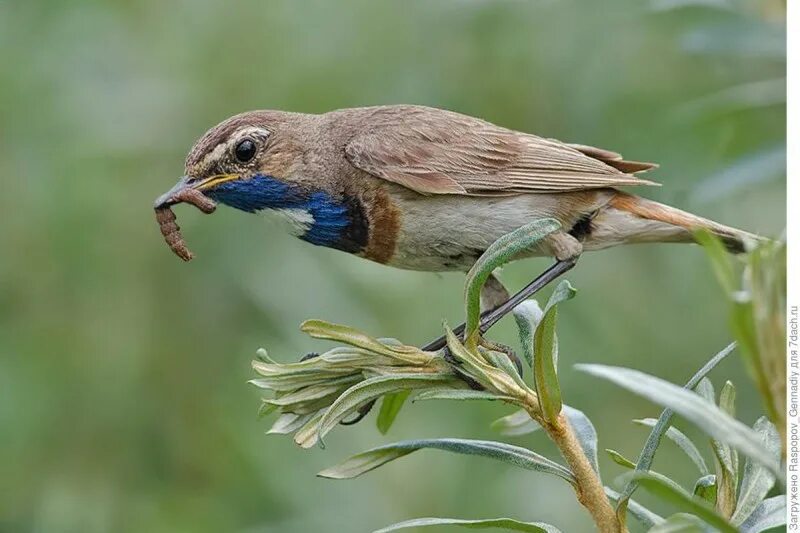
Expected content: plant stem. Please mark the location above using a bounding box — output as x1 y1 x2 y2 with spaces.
524 401 624 532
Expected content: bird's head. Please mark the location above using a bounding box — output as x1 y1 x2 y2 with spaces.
155 110 368 254
155 110 310 214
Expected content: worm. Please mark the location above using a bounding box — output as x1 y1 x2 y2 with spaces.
155 189 216 261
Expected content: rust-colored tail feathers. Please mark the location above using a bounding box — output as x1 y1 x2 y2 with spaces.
599 192 759 254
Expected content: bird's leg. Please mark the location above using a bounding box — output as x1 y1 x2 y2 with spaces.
475 275 524 376
423 231 583 353
422 259 577 352
475 257 578 333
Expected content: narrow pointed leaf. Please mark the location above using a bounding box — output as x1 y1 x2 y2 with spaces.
318 438 575 484
513 300 543 368
293 410 325 448
414 389 515 403
731 417 780 525
606 449 636 469
376 391 411 435
612 342 735 517
623 472 738 533
634 418 710 475
605 487 665 528
704 380 737 518
317 374 455 445
464 219 560 338
649 513 714 533
267 413 313 435
575 364 782 479
563 406 598 473
491 409 542 436
482 348 526 387
543 280 577 314
695 229 736 294
300 319 427 363
533 303 561 423
739 495 786 533
373 517 562 533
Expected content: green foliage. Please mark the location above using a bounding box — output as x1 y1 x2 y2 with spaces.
731 417 781 526
373 517 562 533
575 364 782 479
739 496 787 533
318 439 575 484
606 449 636 470
611 342 736 520
531 281 576 423
376 391 411 435
633 419 710 475
698 233 787 439
623 472 738 533
463 219 560 341
252 219 785 532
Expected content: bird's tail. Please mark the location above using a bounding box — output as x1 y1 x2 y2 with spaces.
586 191 759 254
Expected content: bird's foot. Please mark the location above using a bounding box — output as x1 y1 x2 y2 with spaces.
478 339 524 377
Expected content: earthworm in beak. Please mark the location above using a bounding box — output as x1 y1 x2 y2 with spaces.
154 179 217 261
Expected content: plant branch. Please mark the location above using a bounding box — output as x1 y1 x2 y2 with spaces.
523 400 624 533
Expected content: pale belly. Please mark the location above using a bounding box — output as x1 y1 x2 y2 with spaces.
384 188 612 271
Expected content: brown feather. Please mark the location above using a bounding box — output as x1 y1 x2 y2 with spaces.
343 106 660 196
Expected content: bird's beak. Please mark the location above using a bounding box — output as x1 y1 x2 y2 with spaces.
153 174 238 209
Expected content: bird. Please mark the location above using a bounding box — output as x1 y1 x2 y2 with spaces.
155 104 758 350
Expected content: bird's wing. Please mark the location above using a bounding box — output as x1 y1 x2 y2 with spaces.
344 108 659 196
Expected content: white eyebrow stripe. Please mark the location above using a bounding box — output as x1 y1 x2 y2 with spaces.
193 126 271 173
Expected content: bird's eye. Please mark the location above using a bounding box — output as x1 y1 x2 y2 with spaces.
234 139 257 163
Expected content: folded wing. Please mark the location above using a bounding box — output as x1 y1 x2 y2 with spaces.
344 106 659 196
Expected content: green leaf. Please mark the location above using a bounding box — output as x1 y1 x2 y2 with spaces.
693 474 717 505
604 487 664 528
481 347 526 388
443 325 496 385
543 279 577 314
513 300 543 368
731 417 780 525
376 391 411 435
300 319 426 363
737 240 786 427
739 495 786 533
563 406 598 473
491 409 542 436
711 380 738 518
575 363 782 480
634 418 709 475
293 410 325 448
464 219 560 339
533 295 563 423
317 438 575 484
262 378 360 406
606 449 636 469
414 389 515 403
612 342 735 518
266 413 313 435
623 471 738 533
695 229 736 294
373 517 562 533
649 513 714 533
317 374 455 445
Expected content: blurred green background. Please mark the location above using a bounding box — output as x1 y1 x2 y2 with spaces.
0 1 785 532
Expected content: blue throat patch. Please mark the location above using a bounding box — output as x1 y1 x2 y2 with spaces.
206 174 368 253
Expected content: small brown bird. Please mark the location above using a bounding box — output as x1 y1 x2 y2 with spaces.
155 105 757 349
